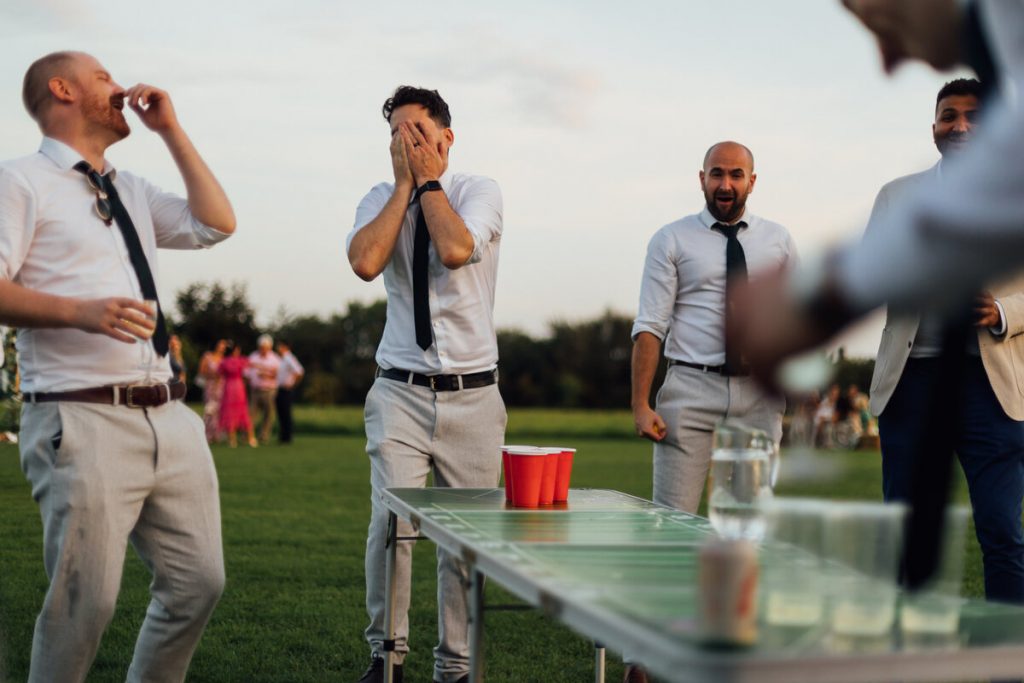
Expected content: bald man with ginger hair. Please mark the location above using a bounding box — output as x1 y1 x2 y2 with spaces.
1 51 235 682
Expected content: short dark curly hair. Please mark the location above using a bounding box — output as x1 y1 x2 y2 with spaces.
382 85 451 128
936 78 983 112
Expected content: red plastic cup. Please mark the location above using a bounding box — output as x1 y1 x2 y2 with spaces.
538 448 561 505
499 448 512 501
501 444 532 503
506 447 548 508
551 447 576 502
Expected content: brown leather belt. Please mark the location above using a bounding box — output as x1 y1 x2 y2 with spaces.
25 380 186 408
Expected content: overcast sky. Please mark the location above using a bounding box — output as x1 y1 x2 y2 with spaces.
0 0 974 356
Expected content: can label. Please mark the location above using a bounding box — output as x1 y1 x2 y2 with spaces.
698 538 759 646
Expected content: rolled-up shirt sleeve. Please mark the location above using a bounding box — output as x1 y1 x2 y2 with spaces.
456 177 503 265
632 227 678 342
0 167 35 281
347 183 393 253
144 177 231 250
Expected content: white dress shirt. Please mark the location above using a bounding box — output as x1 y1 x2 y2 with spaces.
348 169 503 375
0 137 231 393
632 207 798 366
277 350 304 388
835 0 1024 315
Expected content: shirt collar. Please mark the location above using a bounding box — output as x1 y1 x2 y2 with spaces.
699 206 750 230
39 136 117 178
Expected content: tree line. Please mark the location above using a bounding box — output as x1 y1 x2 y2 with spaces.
171 281 875 408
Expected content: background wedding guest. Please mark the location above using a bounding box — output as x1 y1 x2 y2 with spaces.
275 340 304 445
246 333 280 444
219 342 257 448
198 339 227 443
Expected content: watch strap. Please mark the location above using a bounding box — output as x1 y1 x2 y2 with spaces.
414 180 443 202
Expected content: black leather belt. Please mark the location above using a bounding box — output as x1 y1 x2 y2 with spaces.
377 367 498 392
25 380 186 407
668 359 749 378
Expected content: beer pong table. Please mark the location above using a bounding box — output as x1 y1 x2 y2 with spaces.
378 487 1024 683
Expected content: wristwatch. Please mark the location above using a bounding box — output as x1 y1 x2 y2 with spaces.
414 180 443 201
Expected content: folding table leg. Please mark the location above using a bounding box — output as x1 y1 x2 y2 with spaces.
383 511 399 683
468 567 485 682
594 642 606 683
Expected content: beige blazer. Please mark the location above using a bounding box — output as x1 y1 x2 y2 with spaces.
868 165 1024 420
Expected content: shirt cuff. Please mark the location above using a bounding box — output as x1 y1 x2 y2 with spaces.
991 299 1008 336
193 221 232 248
630 323 666 342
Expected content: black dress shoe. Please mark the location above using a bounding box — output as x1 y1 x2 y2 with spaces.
356 657 403 683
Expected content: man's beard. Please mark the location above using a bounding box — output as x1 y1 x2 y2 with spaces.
705 189 749 223
935 130 968 158
83 92 130 140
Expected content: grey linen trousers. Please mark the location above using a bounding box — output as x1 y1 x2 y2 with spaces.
362 376 506 682
18 399 225 683
653 365 784 513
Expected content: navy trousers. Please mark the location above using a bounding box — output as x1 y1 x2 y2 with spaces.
275 388 294 444
880 355 1024 604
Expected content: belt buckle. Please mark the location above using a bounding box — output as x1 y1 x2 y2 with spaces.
429 376 438 391
125 385 143 408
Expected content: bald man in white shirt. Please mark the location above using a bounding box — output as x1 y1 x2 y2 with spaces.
631 143 797 512
347 85 506 683
627 142 796 683
0 51 235 682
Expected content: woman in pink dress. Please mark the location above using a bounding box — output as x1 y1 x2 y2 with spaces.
218 342 258 448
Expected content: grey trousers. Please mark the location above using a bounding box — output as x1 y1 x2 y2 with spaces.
363 376 506 682
250 387 277 442
18 400 225 683
653 365 784 513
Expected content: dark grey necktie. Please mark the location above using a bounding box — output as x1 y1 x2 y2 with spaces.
712 221 748 374
74 161 169 357
412 204 432 351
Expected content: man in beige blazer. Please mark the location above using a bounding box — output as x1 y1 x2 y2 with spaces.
870 78 1024 603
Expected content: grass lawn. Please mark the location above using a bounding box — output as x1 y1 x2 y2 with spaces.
0 406 979 682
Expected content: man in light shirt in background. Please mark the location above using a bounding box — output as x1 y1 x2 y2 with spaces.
0 51 235 683
274 339 304 444
347 85 506 683
631 141 797 511
627 142 797 682
246 333 280 444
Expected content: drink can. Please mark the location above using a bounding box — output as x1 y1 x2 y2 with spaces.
698 538 759 646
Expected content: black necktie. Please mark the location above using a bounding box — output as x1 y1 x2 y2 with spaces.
412 204 433 351
74 161 169 357
712 221 748 374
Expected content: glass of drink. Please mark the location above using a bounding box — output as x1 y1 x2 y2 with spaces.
122 299 157 341
708 420 775 541
824 501 907 638
900 505 970 642
761 497 826 627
